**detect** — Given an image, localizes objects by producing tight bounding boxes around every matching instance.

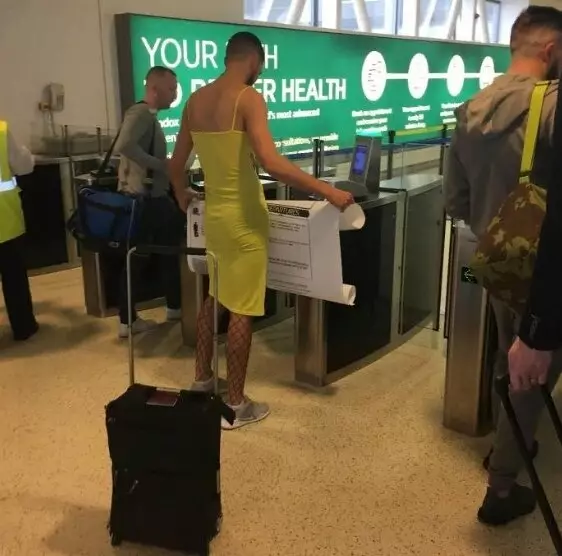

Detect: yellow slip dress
[191,87,269,317]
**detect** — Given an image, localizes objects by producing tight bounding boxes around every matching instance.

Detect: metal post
[352,0,371,32]
[443,218,455,339]
[312,139,325,178]
[443,222,494,436]
[433,208,447,332]
[286,0,307,25]
[387,130,396,179]
[420,0,438,31]
[312,139,320,178]
[445,0,462,39]
[455,0,476,41]
[294,296,327,387]
[469,0,477,41]
[127,248,135,386]
[438,124,447,176]
[312,0,320,26]
[476,0,490,43]
[258,0,275,21]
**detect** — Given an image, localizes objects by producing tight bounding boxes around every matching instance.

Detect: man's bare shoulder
[239,86,265,112]
[185,88,209,122]
[244,86,264,101]
[186,87,203,108]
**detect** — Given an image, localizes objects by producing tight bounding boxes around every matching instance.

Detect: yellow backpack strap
[0,121,11,182]
[520,81,549,184]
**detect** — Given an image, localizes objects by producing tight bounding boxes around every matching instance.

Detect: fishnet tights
[195,295,253,406]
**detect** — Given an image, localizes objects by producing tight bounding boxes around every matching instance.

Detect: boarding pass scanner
[325,136,382,200]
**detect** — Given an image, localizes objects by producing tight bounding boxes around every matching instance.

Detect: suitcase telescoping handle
[126,245,219,396]
[495,375,562,555]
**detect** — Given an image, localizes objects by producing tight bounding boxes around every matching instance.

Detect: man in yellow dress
[170,32,353,430]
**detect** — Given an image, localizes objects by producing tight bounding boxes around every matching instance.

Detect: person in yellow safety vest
[0,120,38,341]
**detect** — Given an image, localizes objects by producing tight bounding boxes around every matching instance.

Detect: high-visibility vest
[0,121,25,243]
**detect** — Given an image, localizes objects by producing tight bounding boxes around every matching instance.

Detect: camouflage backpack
[470,81,549,315]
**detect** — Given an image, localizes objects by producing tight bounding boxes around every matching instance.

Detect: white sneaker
[166,307,182,322]
[222,398,270,430]
[118,318,158,339]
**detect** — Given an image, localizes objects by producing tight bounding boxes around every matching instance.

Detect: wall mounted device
[39,83,65,112]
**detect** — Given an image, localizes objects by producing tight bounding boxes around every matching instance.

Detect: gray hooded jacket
[445,74,559,237]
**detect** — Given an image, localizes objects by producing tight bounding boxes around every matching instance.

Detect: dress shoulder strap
[231,86,250,130]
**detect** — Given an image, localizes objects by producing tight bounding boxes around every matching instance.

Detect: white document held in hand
[186,199,366,306]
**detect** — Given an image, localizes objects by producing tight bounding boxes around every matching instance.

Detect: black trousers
[0,235,37,339]
[118,196,185,325]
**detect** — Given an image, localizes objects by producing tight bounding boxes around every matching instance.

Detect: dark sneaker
[478,484,537,526]
[483,441,539,471]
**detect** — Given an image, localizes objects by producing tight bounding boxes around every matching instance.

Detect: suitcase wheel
[110,533,122,547]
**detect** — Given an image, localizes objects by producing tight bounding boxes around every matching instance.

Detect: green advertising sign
[115,14,510,156]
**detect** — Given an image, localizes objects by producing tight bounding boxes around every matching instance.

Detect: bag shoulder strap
[98,101,154,176]
[520,80,550,183]
[97,129,121,175]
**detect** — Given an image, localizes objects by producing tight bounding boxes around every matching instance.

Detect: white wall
[529,0,562,7]
[0,0,243,145]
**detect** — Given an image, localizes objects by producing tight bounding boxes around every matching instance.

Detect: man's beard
[546,61,560,81]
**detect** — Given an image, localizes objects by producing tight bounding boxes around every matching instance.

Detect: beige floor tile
[0,269,558,555]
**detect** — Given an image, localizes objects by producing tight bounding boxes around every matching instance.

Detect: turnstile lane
[443,221,497,436]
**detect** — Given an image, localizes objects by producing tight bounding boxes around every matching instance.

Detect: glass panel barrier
[390,139,445,335]
[31,123,117,158]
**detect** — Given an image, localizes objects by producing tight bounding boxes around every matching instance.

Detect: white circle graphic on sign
[447,55,465,97]
[361,51,387,102]
[408,53,429,100]
[479,56,496,89]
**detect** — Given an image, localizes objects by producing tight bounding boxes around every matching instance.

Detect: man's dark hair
[145,66,176,80]
[510,6,562,54]
[225,32,264,63]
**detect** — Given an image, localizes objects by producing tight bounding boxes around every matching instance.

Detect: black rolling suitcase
[496,375,562,555]
[105,245,233,555]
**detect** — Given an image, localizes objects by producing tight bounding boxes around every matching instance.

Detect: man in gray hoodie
[115,66,189,339]
[445,6,562,526]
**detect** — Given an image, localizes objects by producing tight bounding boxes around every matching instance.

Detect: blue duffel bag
[68,187,143,252]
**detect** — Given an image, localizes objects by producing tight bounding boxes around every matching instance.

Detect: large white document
[186,198,365,305]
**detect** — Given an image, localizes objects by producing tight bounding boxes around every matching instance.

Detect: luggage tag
[146,388,180,407]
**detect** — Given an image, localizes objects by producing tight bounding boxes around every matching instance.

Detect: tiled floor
[0,268,560,555]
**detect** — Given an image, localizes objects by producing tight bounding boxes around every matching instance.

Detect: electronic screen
[351,145,368,176]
